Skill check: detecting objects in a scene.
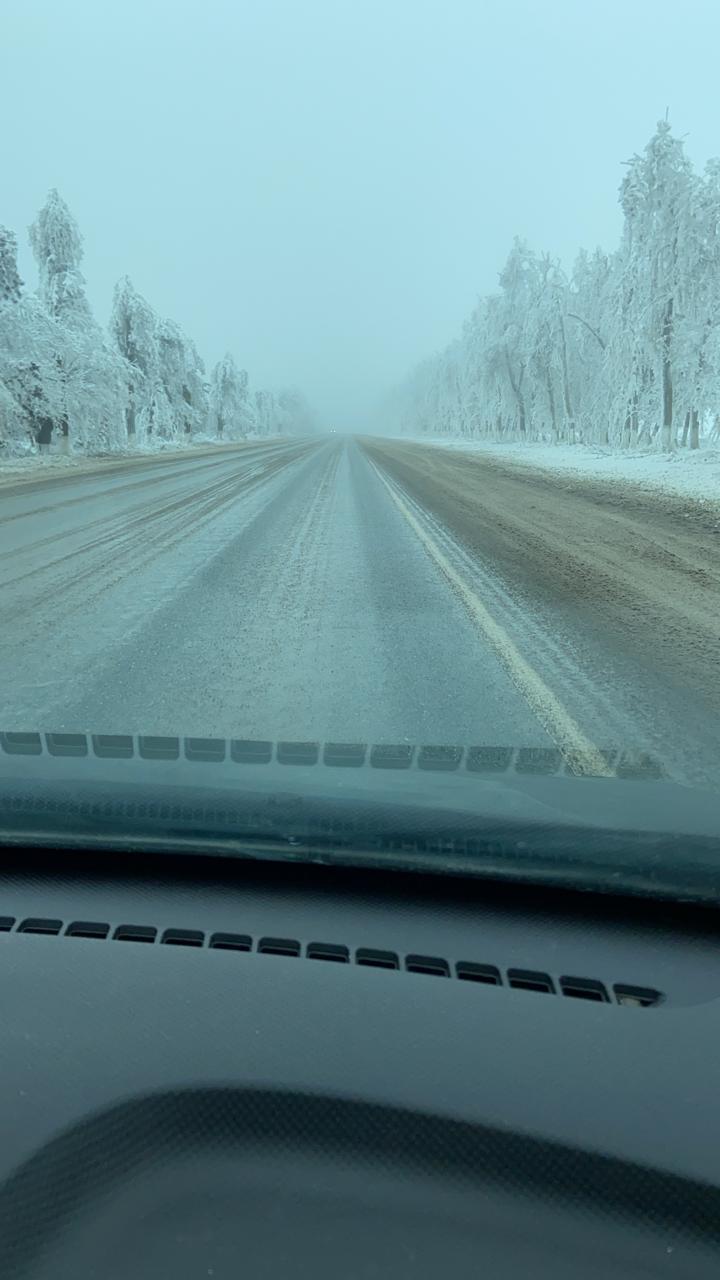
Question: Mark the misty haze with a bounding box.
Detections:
[1,0,720,794]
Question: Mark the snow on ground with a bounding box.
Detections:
[409,437,720,506]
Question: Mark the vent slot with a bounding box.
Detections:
[161,928,205,947]
[508,969,555,994]
[45,733,88,758]
[184,738,225,763]
[456,962,502,985]
[370,744,414,769]
[17,918,63,936]
[137,736,179,761]
[0,913,663,1007]
[113,924,157,943]
[406,954,450,978]
[276,742,319,766]
[230,739,272,764]
[323,742,366,767]
[65,921,110,940]
[614,984,662,1008]
[560,976,609,1003]
[466,746,512,773]
[356,948,399,970]
[258,937,301,957]
[1,732,42,755]
[515,747,562,775]
[91,735,134,759]
[306,942,349,963]
[417,745,463,771]
[209,932,252,952]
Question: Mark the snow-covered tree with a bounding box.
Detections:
[0,227,22,304]
[25,192,129,452]
[254,389,277,435]
[391,120,718,453]
[110,277,162,441]
[110,280,213,444]
[209,353,257,439]
[2,193,309,457]
[157,318,208,438]
[278,387,316,435]
[28,189,94,330]
[0,223,66,453]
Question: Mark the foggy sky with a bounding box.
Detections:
[3,0,720,430]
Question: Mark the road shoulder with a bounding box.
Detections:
[0,440,285,497]
[381,437,720,522]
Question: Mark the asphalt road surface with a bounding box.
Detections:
[2,436,719,786]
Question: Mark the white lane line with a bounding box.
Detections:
[369,458,613,778]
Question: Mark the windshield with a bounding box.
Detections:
[1,0,719,897]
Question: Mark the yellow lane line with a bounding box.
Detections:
[371,461,613,778]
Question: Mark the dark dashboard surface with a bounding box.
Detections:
[1,850,719,1279]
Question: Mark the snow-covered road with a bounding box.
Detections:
[2,437,719,786]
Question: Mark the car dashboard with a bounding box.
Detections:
[0,849,719,1279]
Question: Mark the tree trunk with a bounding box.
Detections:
[558,313,575,442]
[504,350,526,437]
[661,297,674,451]
[689,408,700,449]
[545,371,558,441]
[517,396,526,437]
[623,391,639,448]
[681,411,690,448]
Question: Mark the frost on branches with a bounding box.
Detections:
[209,354,256,440]
[1,191,293,458]
[391,121,720,451]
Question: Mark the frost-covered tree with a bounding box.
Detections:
[110,277,162,440]
[209,353,257,439]
[0,227,22,304]
[254,389,290,436]
[24,192,129,452]
[28,189,94,330]
[2,192,307,458]
[111,279,213,443]
[390,120,719,453]
[0,224,66,452]
[0,229,28,450]
[278,387,315,435]
[617,121,696,449]
[157,318,208,438]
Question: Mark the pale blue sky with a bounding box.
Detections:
[3,0,720,427]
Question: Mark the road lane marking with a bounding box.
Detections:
[370,461,613,778]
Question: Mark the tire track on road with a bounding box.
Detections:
[1,443,313,591]
[1,443,318,631]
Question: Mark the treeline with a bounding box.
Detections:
[0,190,313,456]
[391,122,720,450]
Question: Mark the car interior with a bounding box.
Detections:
[1,839,719,1278]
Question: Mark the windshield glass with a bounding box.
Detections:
[1,0,719,896]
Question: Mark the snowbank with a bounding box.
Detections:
[409,437,720,506]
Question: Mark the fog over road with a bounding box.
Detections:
[2,438,719,787]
